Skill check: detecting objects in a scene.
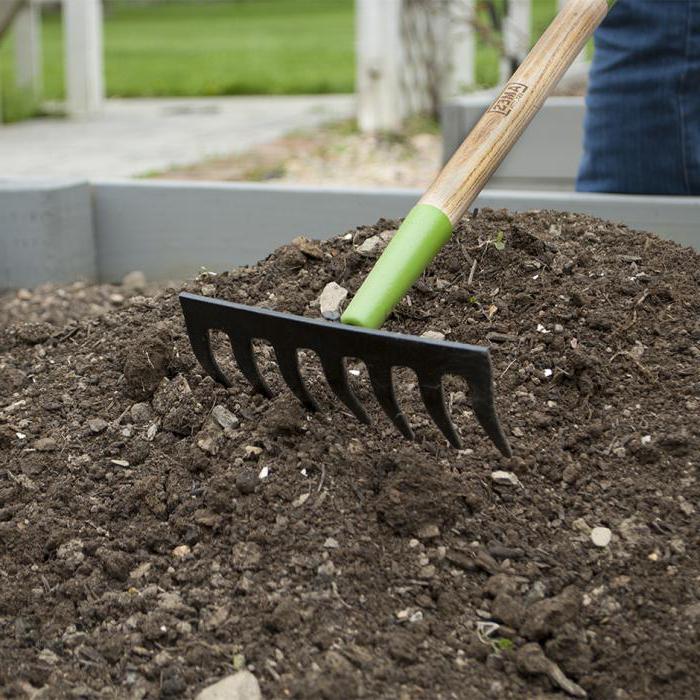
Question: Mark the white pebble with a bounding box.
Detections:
[421,330,445,341]
[591,527,612,547]
[318,282,348,321]
[490,470,522,488]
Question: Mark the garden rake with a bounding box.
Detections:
[180,0,616,456]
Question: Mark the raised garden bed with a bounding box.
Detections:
[1,206,699,698]
[1,179,698,290]
[442,95,586,191]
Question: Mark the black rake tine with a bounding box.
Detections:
[319,354,370,424]
[464,372,513,458]
[367,363,413,439]
[180,315,231,387]
[227,332,273,398]
[273,344,319,412]
[417,371,461,448]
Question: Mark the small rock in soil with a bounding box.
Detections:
[172,544,191,558]
[211,405,239,431]
[521,586,581,641]
[490,470,522,488]
[244,445,263,459]
[357,234,385,255]
[88,417,109,434]
[319,282,349,320]
[33,437,57,452]
[415,523,440,539]
[590,526,612,547]
[420,330,445,341]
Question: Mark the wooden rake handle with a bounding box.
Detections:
[342,0,615,329]
[421,0,613,224]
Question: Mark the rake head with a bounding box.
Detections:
[179,292,512,456]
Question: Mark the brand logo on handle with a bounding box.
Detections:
[489,82,529,116]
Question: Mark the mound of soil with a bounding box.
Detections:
[1,209,699,699]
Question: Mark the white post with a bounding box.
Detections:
[448,0,476,94]
[500,0,531,83]
[356,0,405,132]
[62,0,104,118]
[14,1,42,98]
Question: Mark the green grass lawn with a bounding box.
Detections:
[0,0,565,122]
[0,0,355,120]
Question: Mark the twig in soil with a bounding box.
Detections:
[609,351,652,379]
[405,579,432,588]
[634,289,650,306]
[467,259,478,286]
[86,519,110,537]
[317,464,326,493]
[498,359,517,379]
[53,325,81,344]
[620,308,638,332]
[264,659,281,682]
[332,581,353,610]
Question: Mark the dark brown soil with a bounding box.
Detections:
[1,209,699,700]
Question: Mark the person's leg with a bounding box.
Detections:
[577,0,699,195]
[681,0,700,193]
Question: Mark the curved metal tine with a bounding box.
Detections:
[226,332,272,398]
[186,324,231,387]
[319,354,370,425]
[273,344,319,412]
[417,370,461,448]
[463,372,512,457]
[367,363,413,440]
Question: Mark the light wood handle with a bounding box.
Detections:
[420,0,610,225]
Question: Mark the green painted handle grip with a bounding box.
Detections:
[341,204,452,329]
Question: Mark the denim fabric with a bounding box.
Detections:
[577,0,700,195]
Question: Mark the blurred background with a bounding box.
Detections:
[0,0,589,185]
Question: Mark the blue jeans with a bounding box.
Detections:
[577,0,700,195]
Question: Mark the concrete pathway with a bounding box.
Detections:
[0,94,355,179]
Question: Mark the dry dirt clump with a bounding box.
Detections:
[1,209,699,699]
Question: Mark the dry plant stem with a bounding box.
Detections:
[420,0,608,225]
[467,258,478,285]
